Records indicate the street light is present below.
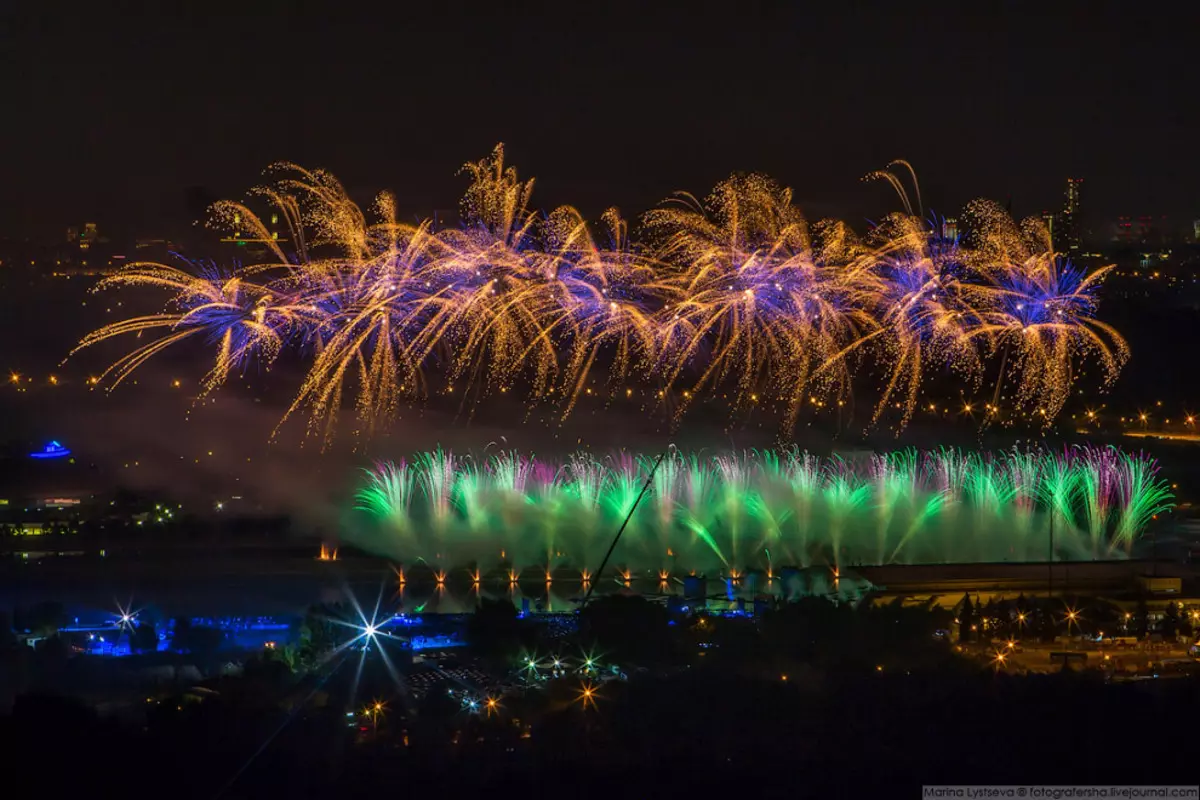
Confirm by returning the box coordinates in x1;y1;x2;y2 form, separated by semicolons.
578;682;598;710
367;701;385;735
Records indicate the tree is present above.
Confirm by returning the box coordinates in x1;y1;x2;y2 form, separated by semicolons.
412;683;461;752
32;635;70;690
980;599;998;638
264;642;298;672
297;604;345;671
18;602;65;638
137;604;164;628
187;627;225;664
1161;602;1180;641
580;595;672;665
171;617;193;652
957;594;975;644
169;618;223;663
0;611;15;649
130;622;158;654
243;651;294;686
1015;593;1029;615
994;599;1014;639
1134;596;1150;639
13;692;97;730
467;597;523;661
1087;598;1120;638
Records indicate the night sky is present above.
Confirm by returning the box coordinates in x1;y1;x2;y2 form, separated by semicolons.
3;1;1197;239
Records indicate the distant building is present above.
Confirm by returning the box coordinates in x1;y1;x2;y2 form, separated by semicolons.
50;225;124;275
66;222;104;251
220;209;287;250
1040;210;1057;241
0;441;95;540
135;237;173;249
1062;178;1083;253
1113;215;1170;247
1193;219;1200;243
941;217;958;241
1114;215;1134;244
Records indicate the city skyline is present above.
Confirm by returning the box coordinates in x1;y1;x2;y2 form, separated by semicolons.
10;170;1200;254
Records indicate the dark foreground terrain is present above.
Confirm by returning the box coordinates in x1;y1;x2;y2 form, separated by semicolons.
5;587;1200;799
7;667;1199;798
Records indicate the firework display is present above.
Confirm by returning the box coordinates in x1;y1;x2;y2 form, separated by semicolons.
71;148;1128;440
351;446;1172;573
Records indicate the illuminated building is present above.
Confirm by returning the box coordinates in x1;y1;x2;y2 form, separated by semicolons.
66;223;103;251
135;237;177;250
1194;219;1200;243
1062;178;1083;253
29;441;71;460
940;217;958;241
1114;215;1133;244
221;210;287;248
0;440;93;540
1040;210;1056;240
1113;215;1169;247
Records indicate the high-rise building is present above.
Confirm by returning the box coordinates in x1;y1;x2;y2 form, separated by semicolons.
1062;178;1083;253
66;223;101;250
220;209;286;248
1193;219;1200;243
1114;215;1134;244
1040;210;1057;240
1113;215;1169;247
941;217;958;241
80;223;99;250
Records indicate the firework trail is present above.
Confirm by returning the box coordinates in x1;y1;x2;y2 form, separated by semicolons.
351;446;1172;573
72;148;1127;441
